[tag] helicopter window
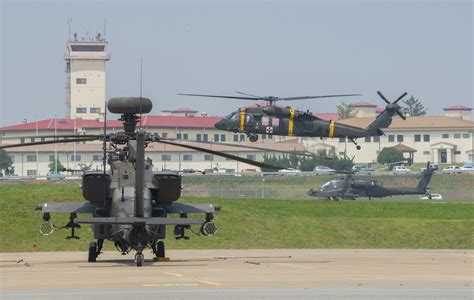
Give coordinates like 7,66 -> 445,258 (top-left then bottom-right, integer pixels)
271,117 -> 279,127
262,117 -> 269,126
228,112 -> 239,121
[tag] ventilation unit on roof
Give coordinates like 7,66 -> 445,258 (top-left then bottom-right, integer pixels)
201,112 -> 208,117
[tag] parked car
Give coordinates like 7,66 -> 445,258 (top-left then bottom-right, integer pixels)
352,166 -> 375,175
460,163 -> 474,174
278,168 -> 302,175
393,165 -> 411,175
420,193 -> 443,200
420,163 -> 439,173
442,166 -> 462,174
47,171 -> 65,180
313,166 -> 336,175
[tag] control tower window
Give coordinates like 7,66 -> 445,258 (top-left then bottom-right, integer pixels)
76,107 -> 87,114
90,107 -> 100,113
76,78 -> 87,84
71,45 -> 105,51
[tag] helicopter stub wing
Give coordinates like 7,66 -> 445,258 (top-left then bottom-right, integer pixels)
163,203 -> 220,214
74,217 -> 204,226
35,202 -> 96,213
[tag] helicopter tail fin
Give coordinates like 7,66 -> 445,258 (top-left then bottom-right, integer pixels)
417,162 -> 435,192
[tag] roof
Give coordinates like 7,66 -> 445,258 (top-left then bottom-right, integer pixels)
315,113 -> 340,121
337,116 -> 474,131
375,107 -> 385,113
0,115 -> 224,131
393,143 -> 417,153
443,105 -> 472,111
350,102 -> 377,108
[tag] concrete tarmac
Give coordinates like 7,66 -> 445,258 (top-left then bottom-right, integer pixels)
1,249 -> 472,299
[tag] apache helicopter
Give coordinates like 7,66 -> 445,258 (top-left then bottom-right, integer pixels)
179,91 -> 407,150
308,162 -> 435,200
0,97 -> 284,266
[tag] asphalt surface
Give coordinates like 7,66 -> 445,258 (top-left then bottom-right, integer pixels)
1,249 -> 472,299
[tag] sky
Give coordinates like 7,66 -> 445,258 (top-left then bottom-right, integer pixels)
0,0 -> 472,126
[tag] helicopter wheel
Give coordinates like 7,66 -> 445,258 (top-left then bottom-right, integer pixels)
88,242 -> 97,262
248,134 -> 258,142
156,241 -> 165,258
135,252 -> 144,267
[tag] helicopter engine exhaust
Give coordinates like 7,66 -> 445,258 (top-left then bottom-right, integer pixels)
200,221 -> 217,236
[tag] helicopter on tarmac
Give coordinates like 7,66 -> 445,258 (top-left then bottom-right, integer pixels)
308,162 -> 435,200
0,97 -> 285,266
178,91 -> 407,150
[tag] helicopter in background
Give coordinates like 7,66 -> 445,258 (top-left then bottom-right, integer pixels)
1,97 -> 283,266
179,91 -> 407,150
308,162 -> 435,200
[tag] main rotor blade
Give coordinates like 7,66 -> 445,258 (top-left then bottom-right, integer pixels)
0,134 -> 101,140
0,137 -> 99,149
394,92 -> 408,104
377,91 -> 390,104
156,140 -> 281,170
178,93 -> 259,100
161,138 -> 330,159
235,91 -> 262,98
396,111 -> 407,120
281,94 -> 362,101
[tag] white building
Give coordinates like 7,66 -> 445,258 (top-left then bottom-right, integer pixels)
65,33 -> 110,120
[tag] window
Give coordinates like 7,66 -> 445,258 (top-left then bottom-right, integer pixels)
161,154 -> 171,161
27,155 -> 37,162
71,45 -> 105,51
453,133 -> 461,139
233,135 -> 238,142
442,133 -> 449,139
240,135 -> 245,142
30,138 -> 35,143
423,151 -> 430,155
454,151 -> 461,155
246,154 -> 257,161
196,134 -> 202,141
397,135 -> 403,142
204,154 -> 214,161
183,134 -> 188,140
27,170 -> 37,176
339,137 -> 345,143
161,133 -> 168,138
93,154 -> 102,161
76,78 -> 87,84
71,154 -> 81,162
423,134 -> 430,142
271,118 -> 279,127
20,138 -> 25,144
463,133 -> 470,138
49,155 -> 55,162
90,107 -> 100,113
364,136 -> 371,143
373,136 -> 380,143
183,155 -> 193,161
203,134 -> 208,142
388,135 -> 395,142
414,134 -> 421,142
41,137 -> 46,142
220,134 -> 226,142
214,134 -> 219,142
177,133 -> 182,140
76,107 -> 87,114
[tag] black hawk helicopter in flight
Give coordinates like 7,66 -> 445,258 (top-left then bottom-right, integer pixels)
0,97 -> 287,266
308,162 -> 435,200
179,91 -> 407,150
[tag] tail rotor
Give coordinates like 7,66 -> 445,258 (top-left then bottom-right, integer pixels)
377,91 -> 408,120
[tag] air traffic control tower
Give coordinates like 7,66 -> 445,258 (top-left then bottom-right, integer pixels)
65,33 -> 110,120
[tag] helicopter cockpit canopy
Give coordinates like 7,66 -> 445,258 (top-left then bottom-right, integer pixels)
320,180 -> 339,191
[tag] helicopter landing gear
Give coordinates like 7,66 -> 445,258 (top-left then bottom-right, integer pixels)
135,252 -> 144,267
88,242 -> 97,262
65,213 -> 80,239
248,134 -> 258,142
349,137 -> 361,150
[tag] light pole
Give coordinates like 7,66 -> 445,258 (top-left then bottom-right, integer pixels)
261,178 -> 265,199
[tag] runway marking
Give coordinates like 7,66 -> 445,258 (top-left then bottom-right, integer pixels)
159,271 -> 184,277
193,279 -> 222,286
142,283 -> 198,287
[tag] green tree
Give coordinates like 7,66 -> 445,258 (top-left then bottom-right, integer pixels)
402,96 -> 427,116
78,163 -> 92,172
337,102 -> 358,119
377,147 -> 404,164
0,149 -> 13,174
48,159 -> 64,172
